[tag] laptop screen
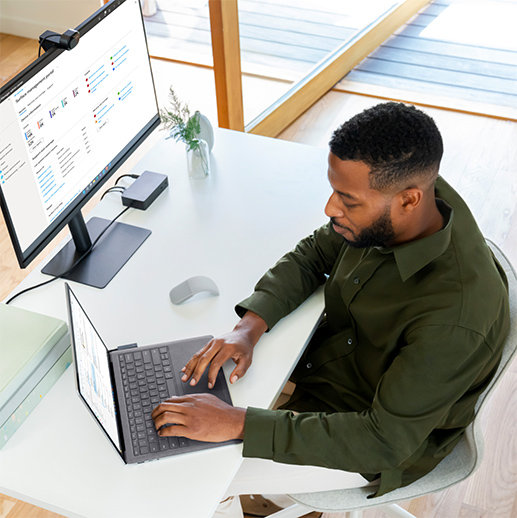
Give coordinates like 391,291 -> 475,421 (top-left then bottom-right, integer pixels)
67,286 -> 121,452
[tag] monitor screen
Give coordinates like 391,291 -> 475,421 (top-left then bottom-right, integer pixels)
0,0 -> 159,269
67,285 -> 122,453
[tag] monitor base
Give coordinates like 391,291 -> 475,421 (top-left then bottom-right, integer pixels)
42,217 -> 151,288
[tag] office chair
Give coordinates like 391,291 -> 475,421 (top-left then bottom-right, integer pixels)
268,239 -> 517,518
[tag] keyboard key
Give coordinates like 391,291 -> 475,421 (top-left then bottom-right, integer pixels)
165,372 -> 173,379
159,439 -> 169,451
129,376 -> 137,383
140,446 -> 149,455
179,438 -> 189,448
129,382 -> 137,390
137,431 -> 146,439
156,372 -> 164,378
125,353 -> 133,362
134,410 -> 142,417
142,350 -> 152,364
131,389 -> 139,396
138,380 -> 146,386
159,347 -> 168,353
134,351 -> 142,360
137,374 -> 145,380
137,424 -> 145,432
152,349 -> 161,365
163,366 -> 172,373
135,417 -> 144,425
150,444 -> 158,453
168,437 -> 179,448
133,447 -> 139,456
149,390 -> 158,397
162,360 -> 171,366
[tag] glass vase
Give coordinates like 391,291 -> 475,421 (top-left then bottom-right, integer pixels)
186,139 -> 210,178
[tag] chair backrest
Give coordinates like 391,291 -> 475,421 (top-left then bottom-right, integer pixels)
475,240 -> 517,416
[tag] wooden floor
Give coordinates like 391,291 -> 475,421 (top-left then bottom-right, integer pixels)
1,33 -> 517,518
345,0 -> 517,112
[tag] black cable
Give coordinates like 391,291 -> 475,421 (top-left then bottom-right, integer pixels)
100,186 -> 125,200
5,206 -> 131,305
116,173 -> 139,185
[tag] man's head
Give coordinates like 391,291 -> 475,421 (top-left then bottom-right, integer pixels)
326,102 -> 444,248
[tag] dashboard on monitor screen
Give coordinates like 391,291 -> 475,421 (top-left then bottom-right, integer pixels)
0,0 -> 159,274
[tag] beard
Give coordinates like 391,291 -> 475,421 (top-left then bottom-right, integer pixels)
331,208 -> 395,248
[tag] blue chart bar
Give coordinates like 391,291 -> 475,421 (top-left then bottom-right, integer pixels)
38,166 -> 53,184
45,183 -> 64,205
112,45 -> 128,59
89,64 -> 104,82
98,104 -> 114,121
40,175 -> 54,191
91,74 -> 108,93
119,82 -> 133,101
112,58 -> 127,71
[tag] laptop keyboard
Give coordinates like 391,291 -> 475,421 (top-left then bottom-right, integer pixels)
118,346 -> 190,457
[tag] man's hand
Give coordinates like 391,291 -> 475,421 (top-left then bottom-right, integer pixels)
151,393 -> 246,442
181,311 -> 267,388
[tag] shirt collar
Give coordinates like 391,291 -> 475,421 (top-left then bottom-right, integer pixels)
378,200 -> 453,282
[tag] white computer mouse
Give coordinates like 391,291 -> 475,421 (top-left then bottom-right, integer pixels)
169,275 -> 220,305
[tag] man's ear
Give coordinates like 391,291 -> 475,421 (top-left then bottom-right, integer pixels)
398,188 -> 423,213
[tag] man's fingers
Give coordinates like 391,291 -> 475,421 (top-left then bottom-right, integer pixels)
206,353 -> 232,389
157,424 -> 188,437
151,399 -> 190,419
181,342 -> 217,383
229,358 -> 251,384
189,343 -> 223,386
153,410 -> 187,430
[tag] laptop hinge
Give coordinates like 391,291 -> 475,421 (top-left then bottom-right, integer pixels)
117,342 -> 138,350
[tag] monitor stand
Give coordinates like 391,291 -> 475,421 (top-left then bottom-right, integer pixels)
42,212 -> 151,288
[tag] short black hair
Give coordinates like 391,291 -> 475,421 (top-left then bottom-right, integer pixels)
329,102 -> 443,191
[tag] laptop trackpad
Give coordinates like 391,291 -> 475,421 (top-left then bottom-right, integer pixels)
168,336 -> 233,405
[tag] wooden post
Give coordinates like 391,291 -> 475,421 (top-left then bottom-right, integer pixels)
208,0 -> 244,131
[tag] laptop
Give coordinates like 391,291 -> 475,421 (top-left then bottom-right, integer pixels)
65,283 -> 238,464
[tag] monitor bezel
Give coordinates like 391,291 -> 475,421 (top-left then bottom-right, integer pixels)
0,0 -> 160,269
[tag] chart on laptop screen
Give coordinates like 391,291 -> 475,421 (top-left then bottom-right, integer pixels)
69,291 -> 121,450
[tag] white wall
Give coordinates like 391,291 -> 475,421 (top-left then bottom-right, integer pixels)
0,0 -> 102,39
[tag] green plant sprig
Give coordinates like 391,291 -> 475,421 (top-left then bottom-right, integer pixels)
159,87 -> 201,151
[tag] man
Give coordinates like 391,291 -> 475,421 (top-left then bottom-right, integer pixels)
152,103 -> 510,512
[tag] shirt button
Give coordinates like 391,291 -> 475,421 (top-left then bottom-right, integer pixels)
306,362 -> 312,369
347,338 -> 353,345
353,277 -> 360,284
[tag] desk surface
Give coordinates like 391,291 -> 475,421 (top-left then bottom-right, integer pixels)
0,129 -> 329,518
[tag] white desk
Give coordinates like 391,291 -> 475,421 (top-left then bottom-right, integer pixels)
0,129 -> 330,518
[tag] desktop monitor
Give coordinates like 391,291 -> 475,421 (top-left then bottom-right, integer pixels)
0,0 -> 159,288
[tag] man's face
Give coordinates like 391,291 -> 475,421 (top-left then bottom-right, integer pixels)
325,153 -> 395,248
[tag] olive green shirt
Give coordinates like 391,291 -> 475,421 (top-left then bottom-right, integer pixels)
236,176 -> 510,497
